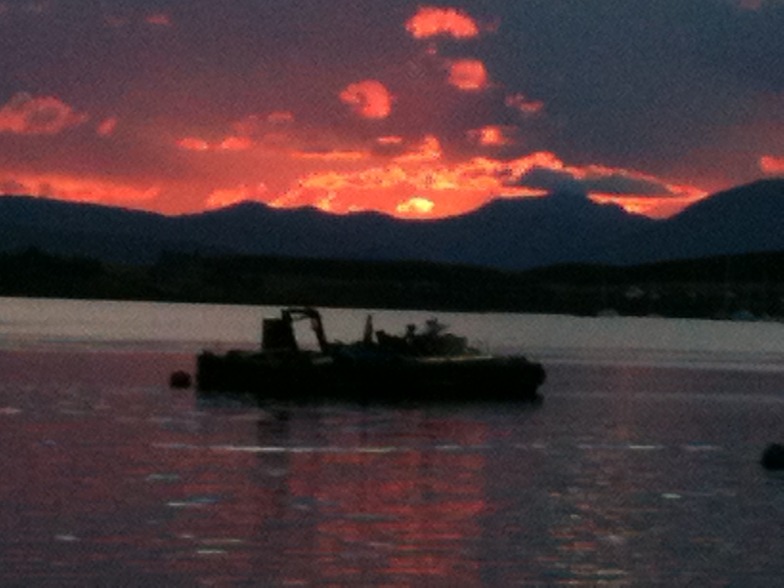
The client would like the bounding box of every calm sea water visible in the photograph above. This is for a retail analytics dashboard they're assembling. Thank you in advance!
[1,297,784,586]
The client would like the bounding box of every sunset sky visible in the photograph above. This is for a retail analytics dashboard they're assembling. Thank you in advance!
[1,0,782,219]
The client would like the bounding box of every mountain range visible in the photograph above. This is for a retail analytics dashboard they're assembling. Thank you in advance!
[1,179,782,270]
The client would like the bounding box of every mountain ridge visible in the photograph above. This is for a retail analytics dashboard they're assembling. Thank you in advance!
[1,178,782,269]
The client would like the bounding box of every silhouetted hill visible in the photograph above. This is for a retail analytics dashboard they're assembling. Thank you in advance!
[602,179,784,264]
[1,178,782,268]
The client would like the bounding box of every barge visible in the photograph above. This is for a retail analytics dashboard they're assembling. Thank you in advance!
[196,308,545,404]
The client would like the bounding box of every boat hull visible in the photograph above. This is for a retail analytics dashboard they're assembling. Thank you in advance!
[196,351,545,404]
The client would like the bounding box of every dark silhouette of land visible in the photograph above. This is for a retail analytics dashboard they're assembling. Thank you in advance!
[2,179,782,270]
[1,178,783,318]
[2,248,782,320]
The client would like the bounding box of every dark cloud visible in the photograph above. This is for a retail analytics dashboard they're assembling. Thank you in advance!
[518,166,680,199]
[479,0,783,182]
[517,167,583,194]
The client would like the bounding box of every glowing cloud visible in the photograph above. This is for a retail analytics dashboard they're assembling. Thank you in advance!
[97,116,118,137]
[0,93,87,135]
[177,137,210,151]
[3,173,159,204]
[447,59,489,91]
[277,150,562,217]
[218,136,253,151]
[206,183,268,209]
[468,125,514,147]
[394,135,443,162]
[505,93,545,116]
[377,135,404,146]
[339,80,392,119]
[760,155,784,174]
[405,6,480,39]
[292,149,369,161]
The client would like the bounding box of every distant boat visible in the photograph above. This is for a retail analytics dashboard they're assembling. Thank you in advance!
[196,307,546,404]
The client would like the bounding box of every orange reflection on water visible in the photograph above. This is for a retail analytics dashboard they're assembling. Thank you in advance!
[284,414,487,584]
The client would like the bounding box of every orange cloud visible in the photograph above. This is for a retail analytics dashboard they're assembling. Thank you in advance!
[0,93,88,135]
[177,134,256,152]
[405,6,480,39]
[272,144,708,219]
[276,150,561,217]
[468,125,514,147]
[205,182,268,209]
[447,59,489,91]
[97,116,118,137]
[3,172,160,204]
[505,93,545,116]
[177,137,210,151]
[394,135,443,163]
[292,149,370,162]
[377,135,404,146]
[218,136,253,151]
[760,155,784,174]
[339,80,392,119]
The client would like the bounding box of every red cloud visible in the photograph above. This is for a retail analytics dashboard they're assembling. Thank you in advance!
[218,136,253,151]
[97,116,118,137]
[505,93,545,116]
[405,6,480,39]
[377,135,404,146]
[468,125,514,147]
[145,13,172,26]
[394,135,443,163]
[760,155,784,174]
[177,137,210,151]
[2,172,159,204]
[339,80,392,119]
[0,93,88,135]
[178,135,255,152]
[292,149,369,162]
[447,59,489,91]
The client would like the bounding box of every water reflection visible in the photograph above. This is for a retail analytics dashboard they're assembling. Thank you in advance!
[151,404,495,585]
[2,349,784,586]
